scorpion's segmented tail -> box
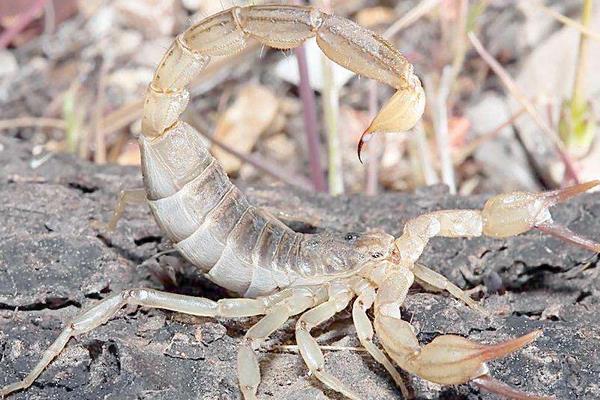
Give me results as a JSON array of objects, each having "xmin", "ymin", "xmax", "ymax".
[{"xmin": 138, "ymin": 5, "xmax": 426, "ymax": 297}]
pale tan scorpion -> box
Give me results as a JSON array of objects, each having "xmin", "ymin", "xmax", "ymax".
[{"xmin": 2, "ymin": 4, "xmax": 600, "ymax": 400}]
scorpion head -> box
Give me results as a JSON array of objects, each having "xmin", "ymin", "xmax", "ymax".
[{"xmin": 304, "ymin": 230, "xmax": 395, "ymax": 273}]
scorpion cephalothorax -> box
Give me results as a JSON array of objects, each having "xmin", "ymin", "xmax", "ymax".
[{"xmin": 2, "ymin": 4, "xmax": 599, "ymax": 400}]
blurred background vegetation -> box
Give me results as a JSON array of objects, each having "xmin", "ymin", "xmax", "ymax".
[{"xmin": 0, "ymin": 0, "xmax": 598, "ymax": 197}]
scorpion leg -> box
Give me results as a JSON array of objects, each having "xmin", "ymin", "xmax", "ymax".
[
  {"xmin": 106, "ymin": 188, "xmax": 147, "ymax": 230},
  {"xmin": 295, "ymin": 283, "xmax": 361, "ymax": 400},
  {"xmin": 238, "ymin": 286, "xmax": 327, "ymax": 400},
  {"xmin": 0, "ymin": 289, "xmax": 272, "ymax": 397},
  {"xmin": 352, "ymin": 282, "xmax": 410, "ymax": 399},
  {"xmin": 373, "ymin": 269, "xmax": 551, "ymax": 399},
  {"xmin": 412, "ymin": 263, "xmax": 486, "ymax": 314}
]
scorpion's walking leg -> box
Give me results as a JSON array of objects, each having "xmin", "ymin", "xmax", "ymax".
[
  {"xmin": 373, "ymin": 269, "xmax": 552, "ymax": 400},
  {"xmin": 237, "ymin": 286, "xmax": 328, "ymax": 400},
  {"xmin": 295, "ymin": 283, "xmax": 361, "ymax": 400},
  {"xmin": 0, "ymin": 289, "xmax": 273, "ymax": 397},
  {"xmin": 352, "ymin": 281, "xmax": 410, "ymax": 398},
  {"xmin": 412, "ymin": 263, "xmax": 486, "ymax": 314},
  {"xmin": 106, "ymin": 188, "xmax": 147, "ymax": 230}
]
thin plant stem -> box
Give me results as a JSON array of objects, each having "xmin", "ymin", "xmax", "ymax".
[
  {"xmin": 322, "ymin": 58, "xmax": 344, "ymax": 195},
  {"xmin": 410, "ymin": 121, "xmax": 439, "ymax": 186},
  {"xmin": 534, "ymin": 0, "xmax": 600, "ymax": 42},
  {"xmin": 449, "ymin": 0, "xmax": 469, "ymax": 86},
  {"xmin": 0, "ymin": 117, "xmax": 66, "ymax": 131},
  {"xmin": 365, "ymin": 81, "xmax": 381, "ymax": 196},
  {"xmin": 571, "ymin": 0, "xmax": 594, "ymax": 112},
  {"xmin": 94, "ymin": 58, "xmax": 110, "ymax": 164},
  {"xmin": 362, "ymin": 0, "xmax": 440, "ymax": 194},
  {"xmin": 454, "ymin": 107, "xmax": 527, "ymax": 165},
  {"xmin": 559, "ymin": 0, "xmax": 595, "ymax": 155},
  {"xmin": 187, "ymin": 113, "xmax": 313, "ymax": 191},
  {"xmin": 384, "ymin": 0, "xmax": 441, "ymax": 39},
  {"xmin": 426, "ymin": 68, "xmax": 456, "ymax": 194},
  {"xmin": 0, "ymin": 0, "xmax": 49, "ymax": 48},
  {"xmin": 469, "ymin": 32, "xmax": 581, "ymax": 185},
  {"xmin": 295, "ymin": 44, "xmax": 327, "ymax": 192},
  {"xmin": 319, "ymin": 0, "xmax": 344, "ymax": 196}
]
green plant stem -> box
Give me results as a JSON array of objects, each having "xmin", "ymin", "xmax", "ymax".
[{"xmin": 571, "ymin": 0, "xmax": 593, "ymax": 113}]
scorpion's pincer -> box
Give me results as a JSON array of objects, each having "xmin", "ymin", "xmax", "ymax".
[
  {"xmin": 406, "ymin": 330, "xmax": 554, "ymax": 400},
  {"xmin": 482, "ymin": 180, "xmax": 600, "ymax": 253}
]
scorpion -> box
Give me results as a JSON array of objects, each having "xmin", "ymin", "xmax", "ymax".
[{"xmin": 2, "ymin": 4, "xmax": 600, "ymax": 400}]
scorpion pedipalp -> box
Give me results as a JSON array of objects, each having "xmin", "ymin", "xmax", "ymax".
[
  {"xmin": 482, "ymin": 180, "xmax": 600, "ymax": 252},
  {"xmin": 402, "ymin": 329, "xmax": 543, "ymax": 385}
]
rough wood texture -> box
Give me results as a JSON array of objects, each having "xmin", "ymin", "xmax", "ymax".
[{"xmin": 1, "ymin": 136, "xmax": 599, "ymax": 399}]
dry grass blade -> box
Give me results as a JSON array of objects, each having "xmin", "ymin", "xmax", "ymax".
[
  {"xmin": 187, "ymin": 113, "xmax": 313, "ymax": 191},
  {"xmin": 533, "ymin": 0, "xmax": 600, "ymax": 42},
  {"xmin": 426, "ymin": 68, "xmax": 456, "ymax": 194},
  {"xmin": 454, "ymin": 107, "xmax": 527, "ymax": 165},
  {"xmin": 384, "ymin": 0, "xmax": 441, "ymax": 39},
  {"xmin": 0, "ymin": 117, "xmax": 66, "ymax": 131},
  {"xmin": 468, "ymin": 32, "xmax": 581, "ymax": 185}
]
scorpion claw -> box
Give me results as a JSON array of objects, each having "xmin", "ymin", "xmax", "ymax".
[
  {"xmin": 472, "ymin": 374, "xmax": 555, "ymax": 400},
  {"xmin": 541, "ymin": 180, "xmax": 600, "ymax": 206},
  {"xmin": 536, "ymin": 180, "xmax": 600, "ymax": 252},
  {"xmin": 536, "ymin": 220, "xmax": 600, "ymax": 253},
  {"xmin": 407, "ymin": 329, "xmax": 543, "ymax": 386},
  {"xmin": 482, "ymin": 180, "xmax": 600, "ymax": 244}
]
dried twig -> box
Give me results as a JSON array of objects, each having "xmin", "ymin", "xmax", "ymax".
[
  {"xmin": 426, "ymin": 68, "xmax": 456, "ymax": 194},
  {"xmin": 0, "ymin": 0, "xmax": 49, "ymax": 49},
  {"xmin": 270, "ymin": 345, "xmax": 367, "ymax": 354},
  {"xmin": 295, "ymin": 44, "xmax": 327, "ymax": 192},
  {"xmin": 0, "ymin": 117, "xmax": 66, "ymax": 131},
  {"xmin": 468, "ymin": 32, "xmax": 581, "ymax": 185},
  {"xmin": 454, "ymin": 107, "xmax": 527, "ymax": 165},
  {"xmin": 187, "ymin": 113, "xmax": 313, "ymax": 191},
  {"xmin": 384, "ymin": 0, "xmax": 441, "ymax": 39},
  {"xmin": 93, "ymin": 58, "xmax": 111, "ymax": 164}
]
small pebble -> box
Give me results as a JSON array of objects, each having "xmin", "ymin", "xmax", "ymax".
[{"xmin": 0, "ymin": 50, "xmax": 18, "ymax": 78}]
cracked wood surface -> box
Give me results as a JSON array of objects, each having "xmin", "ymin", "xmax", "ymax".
[{"xmin": 1, "ymin": 136, "xmax": 599, "ymax": 399}]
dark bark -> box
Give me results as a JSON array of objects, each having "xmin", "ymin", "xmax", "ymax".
[{"xmin": 1, "ymin": 136, "xmax": 599, "ymax": 400}]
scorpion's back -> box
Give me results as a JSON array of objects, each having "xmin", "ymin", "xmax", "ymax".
[{"xmin": 139, "ymin": 121, "xmax": 305, "ymax": 297}]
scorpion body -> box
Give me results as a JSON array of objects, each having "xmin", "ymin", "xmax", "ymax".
[
  {"xmin": 141, "ymin": 122, "xmax": 393, "ymax": 297},
  {"xmin": 3, "ymin": 4, "xmax": 600, "ymax": 400}
]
